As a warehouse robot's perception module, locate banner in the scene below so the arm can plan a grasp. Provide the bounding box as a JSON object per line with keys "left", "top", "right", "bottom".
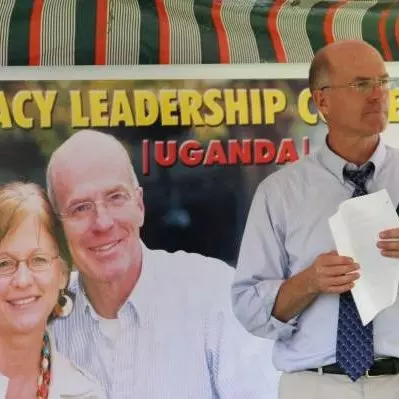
{"left": 0, "top": 75, "right": 316, "bottom": 263}
{"left": 1, "top": 65, "right": 399, "bottom": 398}
{"left": 2, "top": 73, "right": 399, "bottom": 264}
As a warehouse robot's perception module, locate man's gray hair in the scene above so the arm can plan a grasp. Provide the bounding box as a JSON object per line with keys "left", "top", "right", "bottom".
{"left": 46, "top": 131, "right": 140, "bottom": 214}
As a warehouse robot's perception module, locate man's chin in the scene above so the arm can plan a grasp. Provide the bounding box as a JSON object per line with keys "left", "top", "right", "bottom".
{"left": 364, "top": 116, "right": 388, "bottom": 134}
{"left": 86, "top": 262, "right": 129, "bottom": 283}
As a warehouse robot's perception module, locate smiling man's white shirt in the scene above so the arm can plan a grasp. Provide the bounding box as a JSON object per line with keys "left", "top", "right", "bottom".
{"left": 51, "top": 243, "right": 280, "bottom": 399}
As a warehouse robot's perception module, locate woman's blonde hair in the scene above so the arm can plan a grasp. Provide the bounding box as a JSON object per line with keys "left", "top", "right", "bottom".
{"left": 0, "top": 181, "right": 57, "bottom": 243}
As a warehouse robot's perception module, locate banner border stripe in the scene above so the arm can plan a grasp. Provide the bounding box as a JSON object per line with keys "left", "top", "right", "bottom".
{"left": 362, "top": 2, "right": 392, "bottom": 58}
{"left": 8, "top": 0, "right": 34, "bottom": 66}
{"left": 28, "top": 0, "right": 44, "bottom": 66}
{"left": 95, "top": 0, "right": 108, "bottom": 65}
{"left": 211, "top": 0, "right": 230, "bottom": 63}
{"left": 41, "top": 0, "right": 76, "bottom": 65}
{"left": 379, "top": 5, "right": 393, "bottom": 61}
{"left": 166, "top": 0, "right": 201, "bottom": 64}
{"left": 222, "top": 1, "right": 259, "bottom": 64}
{"left": 155, "top": 0, "right": 171, "bottom": 64}
{"left": 385, "top": 2, "right": 399, "bottom": 62}
{"left": 324, "top": 1, "right": 347, "bottom": 44}
{"left": 305, "top": 1, "right": 330, "bottom": 55}
{"left": 0, "top": 0, "right": 16, "bottom": 66}
{"left": 250, "top": 1, "right": 276, "bottom": 62}
{"left": 268, "top": 0, "right": 286, "bottom": 63}
{"left": 75, "top": 0, "right": 97, "bottom": 65}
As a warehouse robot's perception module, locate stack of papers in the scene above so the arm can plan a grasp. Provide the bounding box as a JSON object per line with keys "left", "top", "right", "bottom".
{"left": 329, "top": 189, "right": 399, "bottom": 325}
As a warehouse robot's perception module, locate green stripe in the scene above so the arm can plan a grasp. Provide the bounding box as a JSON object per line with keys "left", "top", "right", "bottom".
{"left": 75, "top": 0, "right": 97, "bottom": 65}
{"left": 139, "top": 0, "right": 159, "bottom": 64}
{"left": 305, "top": 1, "right": 331, "bottom": 54}
{"left": 250, "top": 2, "right": 276, "bottom": 62}
{"left": 7, "top": 0, "right": 34, "bottom": 65}
{"left": 385, "top": 3, "right": 399, "bottom": 61}
{"left": 194, "top": 0, "right": 219, "bottom": 63}
{"left": 362, "top": 2, "right": 391, "bottom": 58}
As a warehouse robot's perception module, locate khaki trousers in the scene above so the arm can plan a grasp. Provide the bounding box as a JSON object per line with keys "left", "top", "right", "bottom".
{"left": 279, "top": 371, "right": 399, "bottom": 399}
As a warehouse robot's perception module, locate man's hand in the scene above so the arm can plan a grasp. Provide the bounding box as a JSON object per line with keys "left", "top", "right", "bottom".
{"left": 378, "top": 228, "right": 399, "bottom": 258}
{"left": 272, "top": 251, "right": 359, "bottom": 322}
{"left": 307, "top": 251, "right": 360, "bottom": 294}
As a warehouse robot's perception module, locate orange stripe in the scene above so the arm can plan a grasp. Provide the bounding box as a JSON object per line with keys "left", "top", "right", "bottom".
{"left": 267, "top": 0, "right": 286, "bottom": 62}
{"left": 155, "top": 0, "right": 170, "bottom": 64}
{"left": 29, "top": 0, "right": 44, "bottom": 66}
{"left": 95, "top": 0, "right": 108, "bottom": 64}
{"left": 379, "top": 6, "right": 393, "bottom": 61}
{"left": 323, "top": 1, "right": 346, "bottom": 44}
{"left": 211, "top": 0, "right": 230, "bottom": 63}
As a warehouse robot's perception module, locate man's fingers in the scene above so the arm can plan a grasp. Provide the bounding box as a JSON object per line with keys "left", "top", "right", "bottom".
{"left": 325, "top": 273, "right": 360, "bottom": 287}
{"left": 325, "top": 282, "right": 355, "bottom": 294}
{"left": 322, "top": 264, "right": 360, "bottom": 276}
{"left": 381, "top": 250, "right": 399, "bottom": 258}
{"left": 377, "top": 239, "right": 399, "bottom": 258}
{"left": 377, "top": 240, "right": 399, "bottom": 250}
{"left": 321, "top": 255, "right": 355, "bottom": 266}
{"left": 380, "top": 228, "right": 399, "bottom": 239}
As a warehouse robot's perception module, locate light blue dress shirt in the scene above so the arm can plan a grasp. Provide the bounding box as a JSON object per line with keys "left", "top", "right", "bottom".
{"left": 51, "top": 243, "right": 280, "bottom": 398}
{"left": 232, "top": 137, "right": 399, "bottom": 372}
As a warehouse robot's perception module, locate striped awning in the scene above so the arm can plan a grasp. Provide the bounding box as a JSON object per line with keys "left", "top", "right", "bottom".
{"left": 0, "top": 0, "right": 398, "bottom": 66}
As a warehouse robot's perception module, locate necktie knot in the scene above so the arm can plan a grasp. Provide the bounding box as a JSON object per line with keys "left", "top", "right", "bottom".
{"left": 343, "top": 162, "right": 375, "bottom": 194}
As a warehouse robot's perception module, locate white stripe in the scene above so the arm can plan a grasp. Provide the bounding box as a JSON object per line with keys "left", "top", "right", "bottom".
{"left": 108, "top": 0, "right": 140, "bottom": 64}
{"left": 334, "top": 0, "right": 378, "bottom": 40}
{"left": 103, "top": 0, "right": 110, "bottom": 63}
{"left": 2, "top": 62, "right": 399, "bottom": 81}
{"left": 0, "top": 0, "right": 16, "bottom": 66}
{"left": 221, "top": 0, "right": 260, "bottom": 63}
{"left": 165, "top": 0, "right": 201, "bottom": 64}
{"left": 41, "top": 0, "right": 76, "bottom": 65}
{"left": 278, "top": 1, "right": 314, "bottom": 62}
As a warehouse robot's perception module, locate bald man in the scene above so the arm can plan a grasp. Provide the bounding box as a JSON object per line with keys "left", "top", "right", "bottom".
{"left": 232, "top": 40, "right": 399, "bottom": 398}
{"left": 46, "top": 129, "right": 280, "bottom": 399}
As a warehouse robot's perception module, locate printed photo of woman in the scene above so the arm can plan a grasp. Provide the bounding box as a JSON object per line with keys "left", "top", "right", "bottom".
{"left": 0, "top": 182, "right": 105, "bottom": 399}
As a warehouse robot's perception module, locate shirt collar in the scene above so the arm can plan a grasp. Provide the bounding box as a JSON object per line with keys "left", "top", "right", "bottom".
{"left": 316, "top": 134, "right": 386, "bottom": 184}
{"left": 125, "top": 242, "right": 153, "bottom": 328}
{"left": 74, "top": 240, "right": 152, "bottom": 328}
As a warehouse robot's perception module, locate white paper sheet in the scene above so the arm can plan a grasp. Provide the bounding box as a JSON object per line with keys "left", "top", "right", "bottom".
{"left": 328, "top": 189, "right": 399, "bottom": 325}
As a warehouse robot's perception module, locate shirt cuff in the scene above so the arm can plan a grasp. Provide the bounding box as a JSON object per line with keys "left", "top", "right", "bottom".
{"left": 256, "top": 279, "right": 298, "bottom": 341}
{"left": 269, "top": 314, "right": 298, "bottom": 341}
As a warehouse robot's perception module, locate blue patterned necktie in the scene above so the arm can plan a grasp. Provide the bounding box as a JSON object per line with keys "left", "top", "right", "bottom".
{"left": 336, "top": 161, "right": 375, "bottom": 381}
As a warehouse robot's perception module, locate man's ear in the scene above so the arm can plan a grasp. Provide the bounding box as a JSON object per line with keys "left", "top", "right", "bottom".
{"left": 135, "top": 186, "right": 145, "bottom": 228}
{"left": 312, "top": 89, "right": 328, "bottom": 122}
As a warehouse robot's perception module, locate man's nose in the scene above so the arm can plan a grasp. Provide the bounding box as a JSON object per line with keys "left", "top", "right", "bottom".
{"left": 369, "top": 82, "right": 388, "bottom": 99}
{"left": 93, "top": 203, "right": 114, "bottom": 231}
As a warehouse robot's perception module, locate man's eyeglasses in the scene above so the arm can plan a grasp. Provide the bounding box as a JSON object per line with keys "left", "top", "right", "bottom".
{"left": 0, "top": 253, "right": 59, "bottom": 277}
{"left": 60, "top": 190, "right": 134, "bottom": 222}
{"left": 320, "top": 78, "right": 399, "bottom": 94}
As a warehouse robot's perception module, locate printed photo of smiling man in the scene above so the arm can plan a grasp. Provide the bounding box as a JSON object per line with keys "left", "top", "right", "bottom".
{"left": 46, "top": 129, "right": 279, "bottom": 399}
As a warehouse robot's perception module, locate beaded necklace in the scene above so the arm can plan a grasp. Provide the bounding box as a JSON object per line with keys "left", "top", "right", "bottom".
{"left": 36, "top": 333, "right": 51, "bottom": 399}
